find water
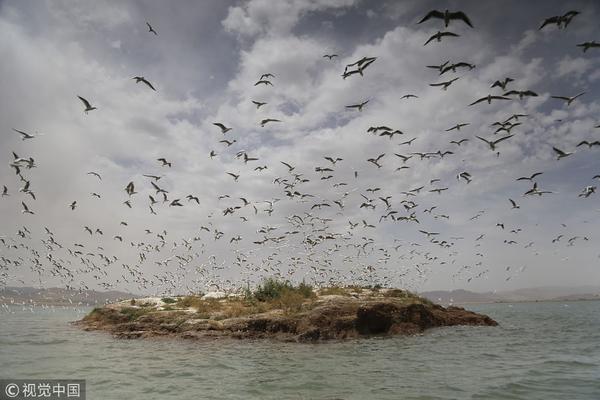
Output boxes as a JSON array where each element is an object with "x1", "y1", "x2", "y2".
[{"x1": 1, "y1": 301, "x2": 599, "y2": 400}]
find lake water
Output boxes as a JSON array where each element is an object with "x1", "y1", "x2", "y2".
[{"x1": 1, "y1": 301, "x2": 599, "y2": 400}]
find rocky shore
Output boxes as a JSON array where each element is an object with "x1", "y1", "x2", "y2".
[{"x1": 75, "y1": 287, "x2": 497, "y2": 342}]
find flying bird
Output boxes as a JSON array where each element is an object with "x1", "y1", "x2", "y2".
[
  {"x1": 469, "y1": 94, "x2": 511, "y2": 106},
  {"x1": 260, "y1": 118, "x2": 282, "y2": 127},
  {"x1": 424, "y1": 31, "x2": 460, "y2": 46},
  {"x1": 539, "y1": 11, "x2": 579, "y2": 30},
  {"x1": 345, "y1": 100, "x2": 369, "y2": 111},
  {"x1": 491, "y1": 77, "x2": 514, "y2": 91},
  {"x1": 21, "y1": 202, "x2": 34, "y2": 215},
  {"x1": 418, "y1": 10, "x2": 473, "y2": 28},
  {"x1": 213, "y1": 123, "x2": 232, "y2": 134},
  {"x1": 132, "y1": 76, "x2": 156, "y2": 91},
  {"x1": 503, "y1": 90, "x2": 538, "y2": 100},
  {"x1": 252, "y1": 100, "x2": 267, "y2": 109},
  {"x1": 576, "y1": 41, "x2": 600, "y2": 52},
  {"x1": 476, "y1": 135, "x2": 514, "y2": 151},
  {"x1": 87, "y1": 172, "x2": 102, "y2": 180},
  {"x1": 13, "y1": 128, "x2": 43, "y2": 140},
  {"x1": 429, "y1": 77, "x2": 460, "y2": 90},
  {"x1": 77, "y1": 96, "x2": 97, "y2": 114},
  {"x1": 157, "y1": 158, "x2": 172, "y2": 167},
  {"x1": 146, "y1": 22, "x2": 158, "y2": 35},
  {"x1": 551, "y1": 92, "x2": 585, "y2": 106},
  {"x1": 323, "y1": 54, "x2": 338, "y2": 59},
  {"x1": 552, "y1": 146, "x2": 573, "y2": 160},
  {"x1": 516, "y1": 172, "x2": 543, "y2": 181}
]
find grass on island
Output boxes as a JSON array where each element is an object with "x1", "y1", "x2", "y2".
[{"x1": 85, "y1": 279, "x2": 434, "y2": 323}]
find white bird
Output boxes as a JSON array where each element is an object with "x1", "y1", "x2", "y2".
[
  {"x1": 551, "y1": 92, "x2": 585, "y2": 106},
  {"x1": 13, "y1": 128, "x2": 43, "y2": 140},
  {"x1": 552, "y1": 146, "x2": 573, "y2": 160},
  {"x1": 77, "y1": 96, "x2": 97, "y2": 114},
  {"x1": 21, "y1": 202, "x2": 34, "y2": 215}
]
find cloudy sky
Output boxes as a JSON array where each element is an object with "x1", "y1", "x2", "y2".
[{"x1": 1, "y1": 0, "x2": 599, "y2": 295}]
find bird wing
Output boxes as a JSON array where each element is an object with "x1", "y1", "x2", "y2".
[
  {"x1": 449, "y1": 11, "x2": 473, "y2": 27},
  {"x1": 493, "y1": 135, "x2": 514, "y2": 145},
  {"x1": 552, "y1": 147, "x2": 567, "y2": 156},
  {"x1": 551, "y1": 96, "x2": 569, "y2": 101},
  {"x1": 142, "y1": 79, "x2": 156, "y2": 91},
  {"x1": 418, "y1": 10, "x2": 444, "y2": 24},
  {"x1": 539, "y1": 16, "x2": 559, "y2": 30},
  {"x1": 77, "y1": 96, "x2": 91, "y2": 108},
  {"x1": 440, "y1": 31, "x2": 460, "y2": 38},
  {"x1": 469, "y1": 97, "x2": 486, "y2": 106},
  {"x1": 476, "y1": 136, "x2": 491, "y2": 145}
]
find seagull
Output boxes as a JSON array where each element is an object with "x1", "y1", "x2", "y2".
[
  {"x1": 69, "y1": 201, "x2": 77, "y2": 210},
  {"x1": 577, "y1": 140, "x2": 600, "y2": 149},
  {"x1": 213, "y1": 123, "x2": 232, "y2": 134},
  {"x1": 446, "y1": 123, "x2": 469, "y2": 131},
  {"x1": 13, "y1": 129, "x2": 43, "y2": 140},
  {"x1": 440, "y1": 62, "x2": 476, "y2": 75},
  {"x1": 424, "y1": 31, "x2": 460, "y2": 46},
  {"x1": 345, "y1": 100, "x2": 369, "y2": 111},
  {"x1": 579, "y1": 186, "x2": 596, "y2": 198},
  {"x1": 524, "y1": 182, "x2": 553, "y2": 196},
  {"x1": 21, "y1": 202, "x2": 34, "y2": 215},
  {"x1": 429, "y1": 77, "x2": 460, "y2": 90},
  {"x1": 252, "y1": 100, "x2": 267, "y2": 109},
  {"x1": 367, "y1": 154, "x2": 385, "y2": 168},
  {"x1": 1, "y1": 186, "x2": 7, "y2": 197},
  {"x1": 476, "y1": 135, "x2": 514, "y2": 151},
  {"x1": 132, "y1": 76, "x2": 156, "y2": 91},
  {"x1": 551, "y1": 92, "x2": 585, "y2": 106},
  {"x1": 517, "y1": 172, "x2": 543, "y2": 181},
  {"x1": 450, "y1": 139, "x2": 469, "y2": 146},
  {"x1": 469, "y1": 94, "x2": 511, "y2": 106},
  {"x1": 552, "y1": 146, "x2": 573, "y2": 160},
  {"x1": 539, "y1": 11, "x2": 579, "y2": 30},
  {"x1": 254, "y1": 80, "x2": 273, "y2": 86},
  {"x1": 323, "y1": 54, "x2": 338, "y2": 59},
  {"x1": 77, "y1": 96, "x2": 97, "y2": 114},
  {"x1": 87, "y1": 172, "x2": 102, "y2": 180},
  {"x1": 125, "y1": 181, "x2": 137, "y2": 196},
  {"x1": 503, "y1": 90, "x2": 538, "y2": 100},
  {"x1": 401, "y1": 94, "x2": 418, "y2": 99},
  {"x1": 260, "y1": 118, "x2": 282, "y2": 127},
  {"x1": 157, "y1": 158, "x2": 172, "y2": 167},
  {"x1": 146, "y1": 22, "x2": 158, "y2": 35},
  {"x1": 260, "y1": 73, "x2": 275, "y2": 80},
  {"x1": 418, "y1": 10, "x2": 473, "y2": 28},
  {"x1": 426, "y1": 61, "x2": 449, "y2": 72},
  {"x1": 509, "y1": 199, "x2": 520, "y2": 209},
  {"x1": 227, "y1": 172, "x2": 240, "y2": 181},
  {"x1": 143, "y1": 174, "x2": 161, "y2": 181},
  {"x1": 219, "y1": 139, "x2": 236, "y2": 147},
  {"x1": 576, "y1": 41, "x2": 600, "y2": 52},
  {"x1": 280, "y1": 161, "x2": 295, "y2": 172},
  {"x1": 491, "y1": 77, "x2": 514, "y2": 91}
]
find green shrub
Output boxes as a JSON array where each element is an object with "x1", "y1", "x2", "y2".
[
  {"x1": 253, "y1": 278, "x2": 314, "y2": 301},
  {"x1": 161, "y1": 297, "x2": 177, "y2": 304}
]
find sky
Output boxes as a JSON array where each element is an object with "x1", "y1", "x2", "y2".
[{"x1": 0, "y1": 0, "x2": 599, "y2": 296}]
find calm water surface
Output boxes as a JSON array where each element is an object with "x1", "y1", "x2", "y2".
[{"x1": 1, "y1": 301, "x2": 599, "y2": 400}]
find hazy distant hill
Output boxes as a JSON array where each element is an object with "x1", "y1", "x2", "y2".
[
  {"x1": 0, "y1": 286, "x2": 136, "y2": 306},
  {"x1": 421, "y1": 286, "x2": 600, "y2": 304}
]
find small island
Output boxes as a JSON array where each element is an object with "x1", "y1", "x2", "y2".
[{"x1": 76, "y1": 280, "x2": 497, "y2": 342}]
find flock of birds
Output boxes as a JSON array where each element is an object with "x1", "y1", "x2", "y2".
[{"x1": 1, "y1": 7, "x2": 599, "y2": 303}]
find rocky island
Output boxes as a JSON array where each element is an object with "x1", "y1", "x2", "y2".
[{"x1": 76, "y1": 280, "x2": 497, "y2": 342}]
